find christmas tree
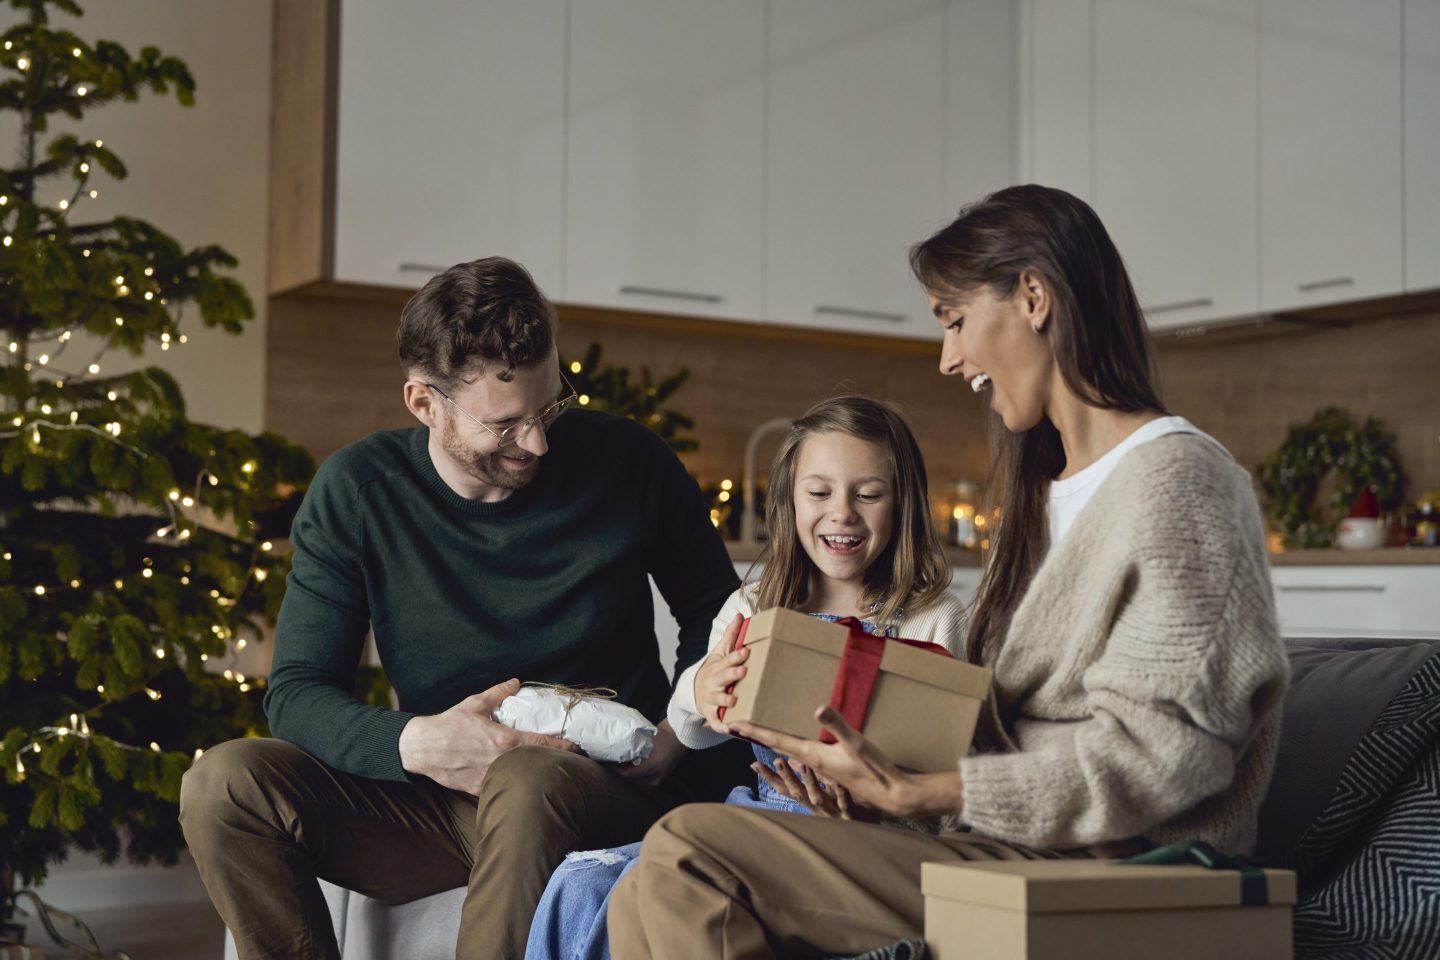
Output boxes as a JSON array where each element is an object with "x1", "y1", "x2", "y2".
[{"x1": 0, "y1": 0, "x2": 316, "y2": 911}]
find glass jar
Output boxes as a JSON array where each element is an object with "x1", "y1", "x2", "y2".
[{"x1": 947, "y1": 480, "x2": 982, "y2": 550}]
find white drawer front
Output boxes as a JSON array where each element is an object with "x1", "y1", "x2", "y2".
[{"x1": 1271, "y1": 566, "x2": 1440, "y2": 640}]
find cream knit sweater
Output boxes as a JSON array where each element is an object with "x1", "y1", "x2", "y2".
[{"x1": 959, "y1": 433, "x2": 1289, "y2": 854}]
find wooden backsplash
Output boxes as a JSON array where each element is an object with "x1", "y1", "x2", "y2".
[
  {"x1": 1156, "y1": 309, "x2": 1440, "y2": 497},
  {"x1": 266, "y1": 291, "x2": 1440, "y2": 503}
]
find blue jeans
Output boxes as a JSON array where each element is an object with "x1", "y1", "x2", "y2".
[{"x1": 524, "y1": 745, "x2": 811, "y2": 960}]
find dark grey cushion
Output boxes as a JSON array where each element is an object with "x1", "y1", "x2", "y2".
[{"x1": 1255, "y1": 637, "x2": 1440, "y2": 863}]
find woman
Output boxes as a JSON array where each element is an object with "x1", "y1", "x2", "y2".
[{"x1": 605, "y1": 185, "x2": 1290, "y2": 959}]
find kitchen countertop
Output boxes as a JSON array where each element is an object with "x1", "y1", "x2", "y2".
[
  {"x1": 1268, "y1": 548, "x2": 1440, "y2": 566},
  {"x1": 724, "y1": 543, "x2": 1440, "y2": 567}
]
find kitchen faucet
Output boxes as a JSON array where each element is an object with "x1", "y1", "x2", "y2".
[{"x1": 740, "y1": 417, "x2": 794, "y2": 546}]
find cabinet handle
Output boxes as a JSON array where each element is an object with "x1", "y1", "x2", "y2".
[
  {"x1": 815, "y1": 305, "x2": 906, "y2": 323},
  {"x1": 1148, "y1": 297, "x2": 1214, "y2": 314},
  {"x1": 1275, "y1": 584, "x2": 1385, "y2": 594},
  {"x1": 619, "y1": 285, "x2": 723, "y2": 304},
  {"x1": 397, "y1": 262, "x2": 451, "y2": 275},
  {"x1": 1296, "y1": 276, "x2": 1354, "y2": 293}
]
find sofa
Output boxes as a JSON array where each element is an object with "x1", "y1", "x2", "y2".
[{"x1": 223, "y1": 635, "x2": 1440, "y2": 959}]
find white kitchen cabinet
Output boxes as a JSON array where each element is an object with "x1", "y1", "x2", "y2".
[
  {"x1": 1093, "y1": 0, "x2": 1259, "y2": 332},
  {"x1": 765, "y1": 0, "x2": 948, "y2": 340},
  {"x1": 1258, "y1": 0, "x2": 1403, "y2": 313},
  {"x1": 1019, "y1": 0, "x2": 1092, "y2": 203},
  {"x1": 1405, "y1": 0, "x2": 1440, "y2": 292},
  {"x1": 1272, "y1": 566, "x2": 1440, "y2": 641},
  {"x1": 565, "y1": 3, "x2": 765, "y2": 320},
  {"x1": 333, "y1": 2, "x2": 566, "y2": 295},
  {"x1": 945, "y1": 0, "x2": 1021, "y2": 218}
]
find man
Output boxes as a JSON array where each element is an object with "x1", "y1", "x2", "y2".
[{"x1": 180, "y1": 257, "x2": 748, "y2": 959}]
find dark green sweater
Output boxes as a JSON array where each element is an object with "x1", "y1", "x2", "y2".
[{"x1": 265, "y1": 411, "x2": 739, "y2": 781}]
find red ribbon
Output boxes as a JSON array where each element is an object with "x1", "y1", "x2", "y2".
[
  {"x1": 819, "y1": 617, "x2": 953, "y2": 743},
  {"x1": 715, "y1": 614, "x2": 953, "y2": 733},
  {"x1": 715, "y1": 616, "x2": 751, "y2": 723}
]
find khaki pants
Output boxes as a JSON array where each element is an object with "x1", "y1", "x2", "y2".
[
  {"x1": 608, "y1": 804, "x2": 1136, "y2": 959},
  {"x1": 179, "y1": 737, "x2": 747, "y2": 960}
]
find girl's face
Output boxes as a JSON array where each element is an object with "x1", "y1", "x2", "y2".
[
  {"x1": 792, "y1": 431, "x2": 895, "y2": 596},
  {"x1": 930, "y1": 277, "x2": 1056, "y2": 432}
]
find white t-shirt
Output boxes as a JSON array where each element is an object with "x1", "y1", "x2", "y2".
[{"x1": 1048, "y1": 416, "x2": 1218, "y2": 549}]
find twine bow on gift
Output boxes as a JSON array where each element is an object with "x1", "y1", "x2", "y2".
[{"x1": 520, "y1": 682, "x2": 617, "y2": 739}]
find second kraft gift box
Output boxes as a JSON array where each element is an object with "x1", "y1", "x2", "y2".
[
  {"x1": 921, "y1": 858, "x2": 1297, "y2": 960},
  {"x1": 721, "y1": 606, "x2": 992, "y2": 773}
]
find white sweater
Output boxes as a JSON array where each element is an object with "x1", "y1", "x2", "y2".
[
  {"x1": 668, "y1": 585, "x2": 969, "y2": 750},
  {"x1": 959, "y1": 433, "x2": 1290, "y2": 854}
]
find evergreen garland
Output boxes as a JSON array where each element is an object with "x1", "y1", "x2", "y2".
[{"x1": 563, "y1": 342, "x2": 697, "y2": 453}]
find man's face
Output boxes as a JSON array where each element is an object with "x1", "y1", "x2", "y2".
[{"x1": 433, "y1": 356, "x2": 565, "y2": 492}]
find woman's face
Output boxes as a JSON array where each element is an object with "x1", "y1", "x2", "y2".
[{"x1": 930, "y1": 276, "x2": 1056, "y2": 432}]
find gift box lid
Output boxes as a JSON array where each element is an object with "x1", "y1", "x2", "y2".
[
  {"x1": 921, "y1": 860, "x2": 1297, "y2": 913},
  {"x1": 747, "y1": 607, "x2": 991, "y2": 700}
]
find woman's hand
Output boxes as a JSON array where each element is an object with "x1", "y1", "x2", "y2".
[
  {"x1": 730, "y1": 706, "x2": 965, "y2": 819},
  {"x1": 694, "y1": 614, "x2": 750, "y2": 735},
  {"x1": 754, "y1": 757, "x2": 855, "y2": 819}
]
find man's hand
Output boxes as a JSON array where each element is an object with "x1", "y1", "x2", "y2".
[
  {"x1": 694, "y1": 614, "x2": 749, "y2": 734},
  {"x1": 397, "y1": 678, "x2": 579, "y2": 796},
  {"x1": 611, "y1": 720, "x2": 688, "y2": 788}
]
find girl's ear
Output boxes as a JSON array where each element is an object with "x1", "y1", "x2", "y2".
[{"x1": 1017, "y1": 268, "x2": 1052, "y2": 334}]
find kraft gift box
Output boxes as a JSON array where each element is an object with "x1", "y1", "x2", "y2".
[
  {"x1": 722, "y1": 607, "x2": 991, "y2": 773},
  {"x1": 922, "y1": 859, "x2": 1297, "y2": 960}
]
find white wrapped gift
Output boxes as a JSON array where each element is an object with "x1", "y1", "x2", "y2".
[{"x1": 491, "y1": 684, "x2": 656, "y2": 764}]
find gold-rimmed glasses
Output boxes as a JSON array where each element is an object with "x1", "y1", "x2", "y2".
[{"x1": 425, "y1": 374, "x2": 577, "y2": 447}]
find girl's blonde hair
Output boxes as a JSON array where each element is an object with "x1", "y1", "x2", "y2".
[{"x1": 754, "y1": 395, "x2": 950, "y2": 628}]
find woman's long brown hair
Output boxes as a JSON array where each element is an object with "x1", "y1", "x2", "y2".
[
  {"x1": 755, "y1": 396, "x2": 951, "y2": 629},
  {"x1": 909, "y1": 184, "x2": 1166, "y2": 667}
]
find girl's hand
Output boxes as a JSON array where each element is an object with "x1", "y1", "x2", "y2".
[
  {"x1": 730, "y1": 706, "x2": 965, "y2": 819},
  {"x1": 694, "y1": 613, "x2": 750, "y2": 735},
  {"x1": 754, "y1": 757, "x2": 855, "y2": 820}
]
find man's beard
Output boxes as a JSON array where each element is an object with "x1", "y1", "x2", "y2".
[{"x1": 439, "y1": 415, "x2": 539, "y2": 491}]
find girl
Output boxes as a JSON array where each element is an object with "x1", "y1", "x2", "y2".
[
  {"x1": 524, "y1": 395, "x2": 968, "y2": 960},
  {"x1": 607, "y1": 185, "x2": 1291, "y2": 959}
]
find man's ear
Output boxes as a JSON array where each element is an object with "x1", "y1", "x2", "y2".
[
  {"x1": 403, "y1": 380, "x2": 441, "y2": 429},
  {"x1": 1017, "y1": 268, "x2": 1052, "y2": 334}
]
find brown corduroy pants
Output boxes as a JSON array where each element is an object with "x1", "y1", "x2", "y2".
[
  {"x1": 179, "y1": 736, "x2": 747, "y2": 960},
  {"x1": 607, "y1": 804, "x2": 1135, "y2": 959}
]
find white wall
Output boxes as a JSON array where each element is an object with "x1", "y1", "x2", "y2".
[{"x1": 1, "y1": 0, "x2": 272, "y2": 433}]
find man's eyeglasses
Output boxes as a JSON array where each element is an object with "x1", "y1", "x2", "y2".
[{"x1": 425, "y1": 374, "x2": 578, "y2": 447}]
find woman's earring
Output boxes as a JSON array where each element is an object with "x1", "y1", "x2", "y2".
[{"x1": 1032, "y1": 324, "x2": 1043, "y2": 335}]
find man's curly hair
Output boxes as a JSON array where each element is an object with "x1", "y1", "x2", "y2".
[{"x1": 397, "y1": 257, "x2": 557, "y2": 387}]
